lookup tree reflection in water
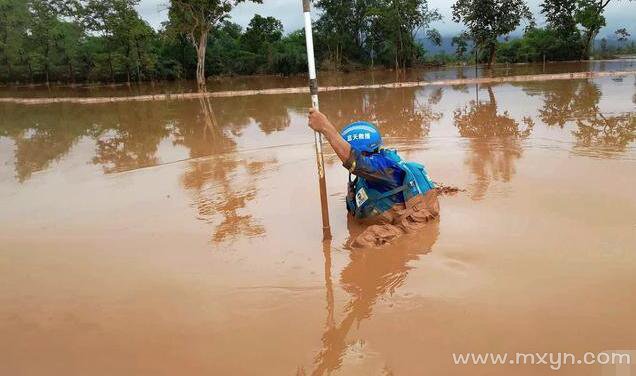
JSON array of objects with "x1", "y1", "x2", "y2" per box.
[
  {"x1": 453, "y1": 85, "x2": 534, "y2": 200},
  {"x1": 565, "y1": 82, "x2": 634, "y2": 156},
  {"x1": 182, "y1": 157, "x2": 269, "y2": 243},
  {"x1": 525, "y1": 79, "x2": 635, "y2": 156},
  {"x1": 3, "y1": 78, "x2": 632, "y2": 241},
  {"x1": 0, "y1": 104, "x2": 94, "y2": 182},
  {"x1": 0, "y1": 95, "x2": 291, "y2": 243},
  {"x1": 573, "y1": 112, "x2": 635, "y2": 155},
  {"x1": 0, "y1": 87, "x2": 440, "y2": 184},
  {"x1": 179, "y1": 96, "x2": 284, "y2": 243},
  {"x1": 319, "y1": 87, "x2": 443, "y2": 140},
  {"x1": 300, "y1": 221, "x2": 440, "y2": 376},
  {"x1": 91, "y1": 103, "x2": 173, "y2": 173}
]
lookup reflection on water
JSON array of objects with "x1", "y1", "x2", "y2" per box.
[
  {"x1": 0, "y1": 97, "x2": 289, "y2": 243},
  {"x1": 2, "y1": 78, "x2": 632, "y2": 182},
  {"x1": 454, "y1": 86, "x2": 534, "y2": 200},
  {"x1": 320, "y1": 87, "x2": 443, "y2": 139},
  {"x1": 521, "y1": 79, "x2": 635, "y2": 157},
  {"x1": 91, "y1": 105, "x2": 173, "y2": 174},
  {"x1": 182, "y1": 157, "x2": 271, "y2": 243},
  {"x1": 573, "y1": 109, "x2": 635, "y2": 156},
  {"x1": 305, "y1": 221, "x2": 440, "y2": 376},
  {"x1": 171, "y1": 98, "x2": 235, "y2": 159},
  {"x1": 1, "y1": 73, "x2": 636, "y2": 376},
  {"x1": 0, "y1": 95, "x2": 302, "y2": 179},
  {"x1": 180, "y1": 98, "x2": 269, "y2": 242},
  {"x1": 0, "y1": 105, "x2": 93, "y2": 182},
  {"x1": 2, "y1": 59, "x2": 633, "y2": 99},
  {"x1": 0, "y1": 86, "x2": 445, "y2": 182},
  {"x1": 1, "y1": 76, "x2": 634, "y2": 242}
]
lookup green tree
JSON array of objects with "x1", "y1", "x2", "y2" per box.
[
  {"x1": 615, "y1": 27, "x2": 630, "y2": 50},
  {"x1": 451, "y1": 32, "x2": 470, "y2": 59},
  {"x1": 0, "y1": 0, "x2": 29, "y2": 81},
  {"x1": 82, "y1": 0, "x2": 156, "y2": 83},
  {"x1": 156, "y1": 23, "x2": 197, "y2": 80},
  {"x1": 271, "y1": 30, "x2": 307, "y2": 75},
  {"x1": 452, "y1": 0, "x2": 533, "y2": 67},
  {"x1": 599, "y1": 37, "x2": 609, "y2": 56},
  {"x1": 83, "y1": 0, "x2": 129, "y2": 81},
  {"x1": 523, "y1": 27, "x2": 558, "y2": 62},
  {"x1": 315, "y1": 0, "x2": 369, "y2": 68},
  {"x1": 167, "y1": 0, "x2": 261, "y2": 90},
  {"x1": 575, "y1": 0, "x2": 608, "y2": 59},
  {"x1": 207, "y1": 21, "x2": 255, "y2": 74},
  {"x1": 119, "y1": 8, "x2": 157, "y2": 82},
  {"x1": 22, "y1": 0, "x2": 83, "y2": 83},
  {"x1": 541, "y1": 0, "x2": 578, "y2": 36},
  {"x1": 367, "y1": 0, "x2": 441, "y2": 70},
  {"x1": 573, "y1": 0, "x2": 635, "y2": 59},
  {"x1": 28, "y1": 0, "x2": 62, "y2": 84},
  {"x1": 1, "y1": 0, "x2": 162, "y2": 83},
  {"x1": 241, "y1": 15, "x2": 282, "y2": 53},
  {"x1": 52, "y1": 20, "x2": 84, "y2": 83},
  {"x1": 240, "y1": 14, "x2": 282, "y2": 70},
  {"x1": 540, "y1": 0, "x2": 581, "y2": 60}
]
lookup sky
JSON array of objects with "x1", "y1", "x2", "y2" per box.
[{"x1": 136, "y1": 0, "x2": 635, "y2": 39}]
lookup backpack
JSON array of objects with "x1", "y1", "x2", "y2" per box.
[{"x1": 346, "y1": 149, "x2": 435, "y2": 219}]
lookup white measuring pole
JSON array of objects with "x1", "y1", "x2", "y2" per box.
[{"x1": 303, "y1": 0, "x2": 331, "y2": 240}]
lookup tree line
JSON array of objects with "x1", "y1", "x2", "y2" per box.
[{"x1": 0, "y1": 0, "x2": 633, "y2": 87}]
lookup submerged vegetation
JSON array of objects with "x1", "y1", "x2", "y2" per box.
[{"x1": 0, "y1": 0, "x2": 633, "y2": 86}]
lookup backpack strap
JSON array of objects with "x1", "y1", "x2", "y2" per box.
[{"x1": 375, "y1": 184, "x2": 408, "y2": 199}]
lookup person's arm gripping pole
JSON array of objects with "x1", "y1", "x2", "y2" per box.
[{"x1": 303, "y1": 0, "x2": 332, "y2": 240}]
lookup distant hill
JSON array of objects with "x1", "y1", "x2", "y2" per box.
[
  {"x1": 420, "y1": 36, "x2": 458, "y2": 54},
  {"x1": 417, "y1": 33, "x2": 634, "y2": 56}
]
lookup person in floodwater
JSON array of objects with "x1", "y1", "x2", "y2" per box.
[{"x1": 308, "y1": 108, "x2": 440, "y2": 248}]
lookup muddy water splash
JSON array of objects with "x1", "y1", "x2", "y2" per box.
[{"x1": 1, "y1": 71, "x2": 635, "y2": 375}]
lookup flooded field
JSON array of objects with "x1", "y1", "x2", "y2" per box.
[
  {"x1": 1, "y1": 59, "x2": 635, "y2": 99},
  {"x1": 1, "y1": 70, "x2": 635, "y2": 375}
]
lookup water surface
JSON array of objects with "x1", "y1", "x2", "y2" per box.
[
  {"x1": 1, "y1": 72, "x2": 635, "y2": 375},
  {"x1": 1, "y1": 59, "x2": 634, "y2": 98}
]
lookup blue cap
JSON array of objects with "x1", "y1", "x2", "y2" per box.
[{"x1": 340, "y1": 121, "x2": 383, "y2": 153}]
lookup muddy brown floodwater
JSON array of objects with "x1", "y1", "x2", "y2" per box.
[{"x1": 1, "y1": 67, "x2": 635, "y2": 375}]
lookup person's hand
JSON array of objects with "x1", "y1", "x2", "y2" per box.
[{"x1": 308, "y1": 108, "x2": 332, "y2": 134}]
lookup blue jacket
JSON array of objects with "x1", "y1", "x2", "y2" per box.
[{"x1": 344, "y1": 148, "x2": 435, "y2": 219}]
